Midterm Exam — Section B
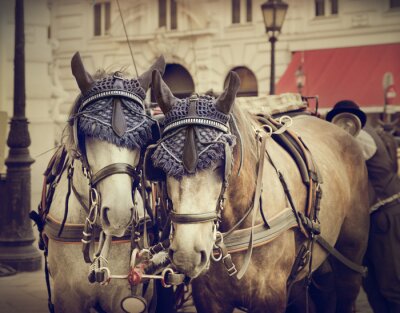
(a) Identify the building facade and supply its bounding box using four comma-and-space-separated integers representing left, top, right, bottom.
1, 0, 400, 202
48, 0, 400, 116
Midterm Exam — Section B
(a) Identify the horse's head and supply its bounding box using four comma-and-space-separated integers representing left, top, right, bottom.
70, 52, 165, 237
149, 70, 240, 277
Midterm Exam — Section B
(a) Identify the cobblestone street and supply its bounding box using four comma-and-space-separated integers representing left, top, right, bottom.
0, 256, 373, 313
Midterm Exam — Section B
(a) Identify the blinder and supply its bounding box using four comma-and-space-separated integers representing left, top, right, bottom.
70, 73, 158, 171
144, 144, 165, 182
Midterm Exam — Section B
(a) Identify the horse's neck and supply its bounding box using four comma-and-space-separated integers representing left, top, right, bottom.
222, 110, 297, 231
48, 158, 89, 224
222, 110, 258, 230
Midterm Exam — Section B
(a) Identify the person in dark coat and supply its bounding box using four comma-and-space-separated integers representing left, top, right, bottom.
326, 100, 400, 313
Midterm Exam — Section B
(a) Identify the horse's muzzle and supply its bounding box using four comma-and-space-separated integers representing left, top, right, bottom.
168, 248, 208, 278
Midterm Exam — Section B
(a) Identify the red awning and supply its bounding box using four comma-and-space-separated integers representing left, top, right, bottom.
276, 43, 400, 108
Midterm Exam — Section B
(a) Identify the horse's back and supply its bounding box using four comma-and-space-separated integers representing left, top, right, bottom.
292, 115, 368, 203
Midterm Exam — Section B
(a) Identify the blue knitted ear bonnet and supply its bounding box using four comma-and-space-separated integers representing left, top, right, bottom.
151, 95, 236, 178
76, 74, 158, 150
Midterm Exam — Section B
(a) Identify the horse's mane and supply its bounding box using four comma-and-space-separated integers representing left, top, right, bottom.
226, 103, 258, 219
61, 69, 130, 158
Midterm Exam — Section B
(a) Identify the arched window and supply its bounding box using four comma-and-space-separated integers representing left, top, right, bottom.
224, 67, 258, 97
153, 64, 194, 100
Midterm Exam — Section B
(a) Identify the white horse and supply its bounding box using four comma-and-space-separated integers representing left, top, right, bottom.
42, 53, 165, 312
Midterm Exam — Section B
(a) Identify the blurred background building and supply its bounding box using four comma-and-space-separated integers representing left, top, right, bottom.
0, 0, 400, 207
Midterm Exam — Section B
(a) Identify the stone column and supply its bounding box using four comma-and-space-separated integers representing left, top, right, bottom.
0, 0, 41, 271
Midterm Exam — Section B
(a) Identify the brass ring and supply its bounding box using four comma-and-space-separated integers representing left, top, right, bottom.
211, 246, 223, 262
279, 115, 293, 127
90, 188, 99, 204
161, 268, 174, 288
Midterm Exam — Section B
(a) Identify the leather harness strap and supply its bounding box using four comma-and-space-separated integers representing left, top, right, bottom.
170, 211, 219, 224
91, 163, 138, 186
71, 182, 90, 213
214, 116, 367, 280
235, 133, 268, 279
315, 235, 367, 276
43, 215, 131, 243
256, 115, 322, 219
223, 208, 298, 253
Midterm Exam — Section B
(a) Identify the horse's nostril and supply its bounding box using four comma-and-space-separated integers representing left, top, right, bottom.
200, 250, 207, 266
102, 207, 110, 227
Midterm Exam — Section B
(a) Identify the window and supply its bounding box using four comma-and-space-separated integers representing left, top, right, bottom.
390, 0, 400, 8
246, 0, 252, 22
231, 0, 252, 24
315, 0, 325, 16
224, 67, 258, 97
315, 0, 338, 17
331, 0, 338, 14
232, 0, 240, 23
159, 0, 178, 30
94, 2, 111, 36
159, 0, 166, 27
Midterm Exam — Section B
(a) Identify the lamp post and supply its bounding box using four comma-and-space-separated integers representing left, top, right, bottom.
261, 0, 288, 95
295, 65, 305, 95
0, 0, 42, 271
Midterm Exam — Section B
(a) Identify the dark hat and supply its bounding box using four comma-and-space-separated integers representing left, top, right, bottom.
326, 100, 366, 127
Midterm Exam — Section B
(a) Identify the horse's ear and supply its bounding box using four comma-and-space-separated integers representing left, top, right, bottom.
71, 52, 94, 94
152, 70, 178, 114
137, 55, 166, 92
216, 71, 241, 114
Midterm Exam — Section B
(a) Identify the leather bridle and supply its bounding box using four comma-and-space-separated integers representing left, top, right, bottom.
162, 97, 234, 228
68, 86, 147, 264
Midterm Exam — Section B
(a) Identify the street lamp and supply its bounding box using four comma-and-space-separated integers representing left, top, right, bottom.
0, 0, 41, 271
261, 0, 289, 95
295, 65, 305, 95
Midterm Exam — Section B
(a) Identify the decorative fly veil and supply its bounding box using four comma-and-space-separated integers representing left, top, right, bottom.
145, 71, 241, 181
148, 95, 236, 179
69, 53, 165, 165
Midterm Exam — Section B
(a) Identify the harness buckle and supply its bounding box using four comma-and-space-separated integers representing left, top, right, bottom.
222, 253, 237, 276
219, 199, 225, 211
82, 166, 91, 179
